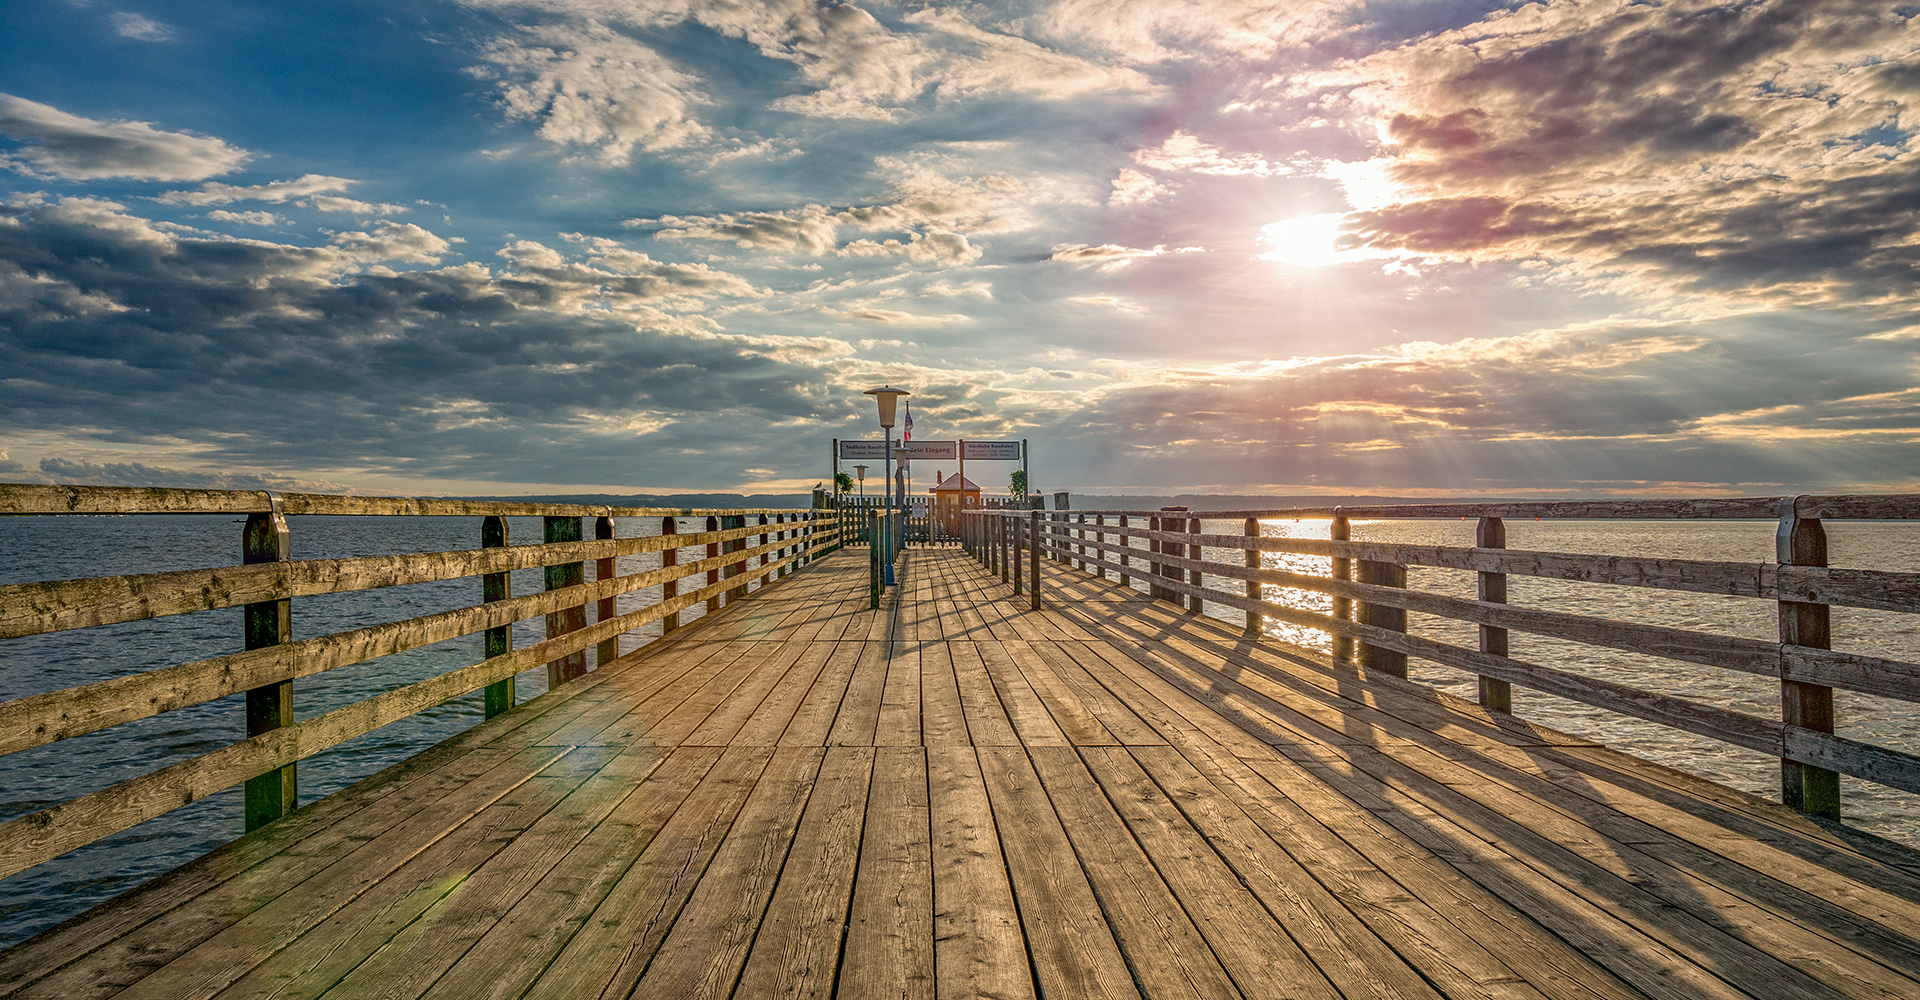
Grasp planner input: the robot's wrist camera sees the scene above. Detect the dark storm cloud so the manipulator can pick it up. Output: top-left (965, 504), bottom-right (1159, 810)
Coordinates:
top-left (1317, 0), bottom-right (1920, 306)
top-left (0, 196), bottom-right (845, 486)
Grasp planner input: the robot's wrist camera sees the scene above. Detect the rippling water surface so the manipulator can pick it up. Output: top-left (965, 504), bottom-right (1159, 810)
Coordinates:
top-left (1, 514), bottom-right (1916, 949)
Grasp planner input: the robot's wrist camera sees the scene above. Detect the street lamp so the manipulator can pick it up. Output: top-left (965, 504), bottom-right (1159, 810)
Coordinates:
top-left (864, 385), bottom-right (909, 585)
top-left (853, 464), bottom-right (868, 497)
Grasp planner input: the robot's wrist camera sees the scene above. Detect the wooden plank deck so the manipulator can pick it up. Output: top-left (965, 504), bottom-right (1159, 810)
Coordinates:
top-left (6, 547), bottom-right (1920, 1000)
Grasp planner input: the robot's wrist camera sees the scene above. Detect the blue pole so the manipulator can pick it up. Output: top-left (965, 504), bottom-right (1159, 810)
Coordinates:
top-left (882, 434), bottom-right (896, 585)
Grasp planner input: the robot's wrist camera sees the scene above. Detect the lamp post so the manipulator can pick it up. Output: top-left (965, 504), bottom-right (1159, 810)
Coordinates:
top-left (863, 386), bottom-right (909, 585)
top-left (853, 464), bottom-right (868, 497)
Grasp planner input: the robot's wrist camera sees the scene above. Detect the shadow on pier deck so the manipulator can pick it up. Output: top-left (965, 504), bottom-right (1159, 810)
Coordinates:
top-left (6, 547), bottom-right (1920, 1000)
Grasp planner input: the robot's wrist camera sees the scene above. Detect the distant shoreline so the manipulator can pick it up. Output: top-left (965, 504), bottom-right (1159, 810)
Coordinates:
top-left (453, 491), bottom-right (1583, 511)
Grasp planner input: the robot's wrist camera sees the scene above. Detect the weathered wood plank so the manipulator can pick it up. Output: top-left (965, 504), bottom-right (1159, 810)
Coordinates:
top-left (407, 746), bottom-right (724, 1000)
top-left (829, 641), bottom-right (893, 747)
top-left (974, 747), bottom-right (1139, 1000)
top-left (627, 746), bottom-right (822, 1000)
top-left (13, 745), bottom-right (573, 1000)
top-left (731, 746), bottom-right (872, 999)
top-left (876, 641), bottom-right (924, 747)
top-left (1024, 746), bottom-right (1245, 1000)
top-left (517, 744), bottom-right (771, 1000)
top-left (839, 746), bottom-right (934, 1000)
top-left (927, 747), bottom-right (1034, 1000)
top-left (223, 745), bottom-right (668, 1000)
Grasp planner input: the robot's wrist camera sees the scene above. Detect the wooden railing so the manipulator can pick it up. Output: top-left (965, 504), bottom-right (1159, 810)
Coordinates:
top-left (0, 484), bottom-right (844, 879)
top-left (963, 496), bottom-right (1920, 820)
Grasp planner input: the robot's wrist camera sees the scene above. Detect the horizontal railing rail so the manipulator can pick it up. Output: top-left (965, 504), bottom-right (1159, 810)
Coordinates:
top-left (0, 483), bottom-right (846, 880)
top-left (0, 484), bottom-right (810, 518)
top-left (961, 496), bottom-right (1920, 821)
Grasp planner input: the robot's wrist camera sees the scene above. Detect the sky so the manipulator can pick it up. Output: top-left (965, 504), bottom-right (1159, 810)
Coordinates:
top-left (0, 0), bottom-right (1915, 499)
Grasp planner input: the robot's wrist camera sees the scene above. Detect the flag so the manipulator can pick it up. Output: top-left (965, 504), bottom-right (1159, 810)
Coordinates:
top-left (901, 402), bottom-right (913, 471)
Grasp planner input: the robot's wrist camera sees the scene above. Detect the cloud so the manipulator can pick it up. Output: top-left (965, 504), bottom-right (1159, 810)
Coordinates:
top-left (33, 457), bottom-right (355, 492)
top-left (1049, 243), bottom-right (1202, 271)
top-left (1019, 317), bottom-right (1920, 492)
top-left (496, 234), bottom-right (763, 311)
top-left (158, 174), bottom-right (357, 206)
top-left (637, 151), bottom-right (1054, 264)
top-left (469, 21), bottom-right (711, 164)
top-left (0, 94), bottom-right (247, 180)
top-left (158, 175), bottom-right (406, 218)
top-left (1309, 0), bottom-right (1920, 307)
top-left (922, 279), bottom-right (993, 298)
top-left (1133, 130), bottom-right (1284, 177)
top-left (822, 304), bottom-right (971, 325)
top-left (307, 195), bottom-right (407, 216)
top-left (1064, 294), bottom-right (1145, 313)
top-left (840, 229), bottom-right (983, 266)
top-left (110, 13), bottom-right (175, 42)
top-left (205, 210), bottom-right (280, 226)
top-left (0, 451), bottom-right (43, 483)
top-left (0, 195), bottom-right (841, 487)
top-left (330, 222), bottom-right (452, 265)
top-left (647, 205), bottom-right (840, 255)
top-left (1108, 168), bottom-right (1169, 206)
top-left (459, 0), bottom-right (1148, 139)
top-left (1021, 0), bottom-right (1341, 63)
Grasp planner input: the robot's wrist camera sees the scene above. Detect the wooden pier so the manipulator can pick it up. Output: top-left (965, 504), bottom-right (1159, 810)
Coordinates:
top-left (6, 540), bottom-right (1920, 998)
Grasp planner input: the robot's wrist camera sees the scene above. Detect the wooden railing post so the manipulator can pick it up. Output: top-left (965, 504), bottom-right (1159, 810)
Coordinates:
top-left (1244, 517), bottom-right (1262, 636)
top-left (1330, 511), bottom-right (1353, 663)
top-left (242, 495), bottom-right (294, 831)
top-left (1030, 510), bottom-right (1043, 609)
top-left (868, 512), bottom-right (881, 608)
top-left (757, 514), bottom-right (770, 587)
top-left (481, 515), bottom-right (513, 718)
top-left (705, 515), bottom-right (722, 614)
top-left (1779, 498), bottom-right (1839, 818)
top-left (661, 517), bottom-right (680, 634)
top-left (1013, 514), bottom-right (1025, 597)
top-left (545, 516), bottom-right (587, 687)
top-left (1356, 557), bottom-right (1408, 678)
top-left (1000, 514), bottom-right (1011, 584)
top-left (1118, 515), bottom-right (1130, 587)
top-left (1187, 516), bottom-right (1203, 613)
top-left (724, 514), bottom-right (748, 601)
top-left (1148, 514), bottom-right (1164, 601)
top-left (1476, 517), bottom-right (1512, 713)
top-left (1075, 513), bottom-right (1086, 570)
top-left (594, 515), bottom-right (618, 669)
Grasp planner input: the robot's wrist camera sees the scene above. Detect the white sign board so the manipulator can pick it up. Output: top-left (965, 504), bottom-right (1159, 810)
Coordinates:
top-left (961, 440), bottom-right (1023, 460)
top-left (838, 439), bottom-right (957, 460)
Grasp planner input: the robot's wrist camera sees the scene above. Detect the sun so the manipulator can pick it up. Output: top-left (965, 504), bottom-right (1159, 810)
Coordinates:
top-left (1256, 213), bottom-right (1355, 268)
